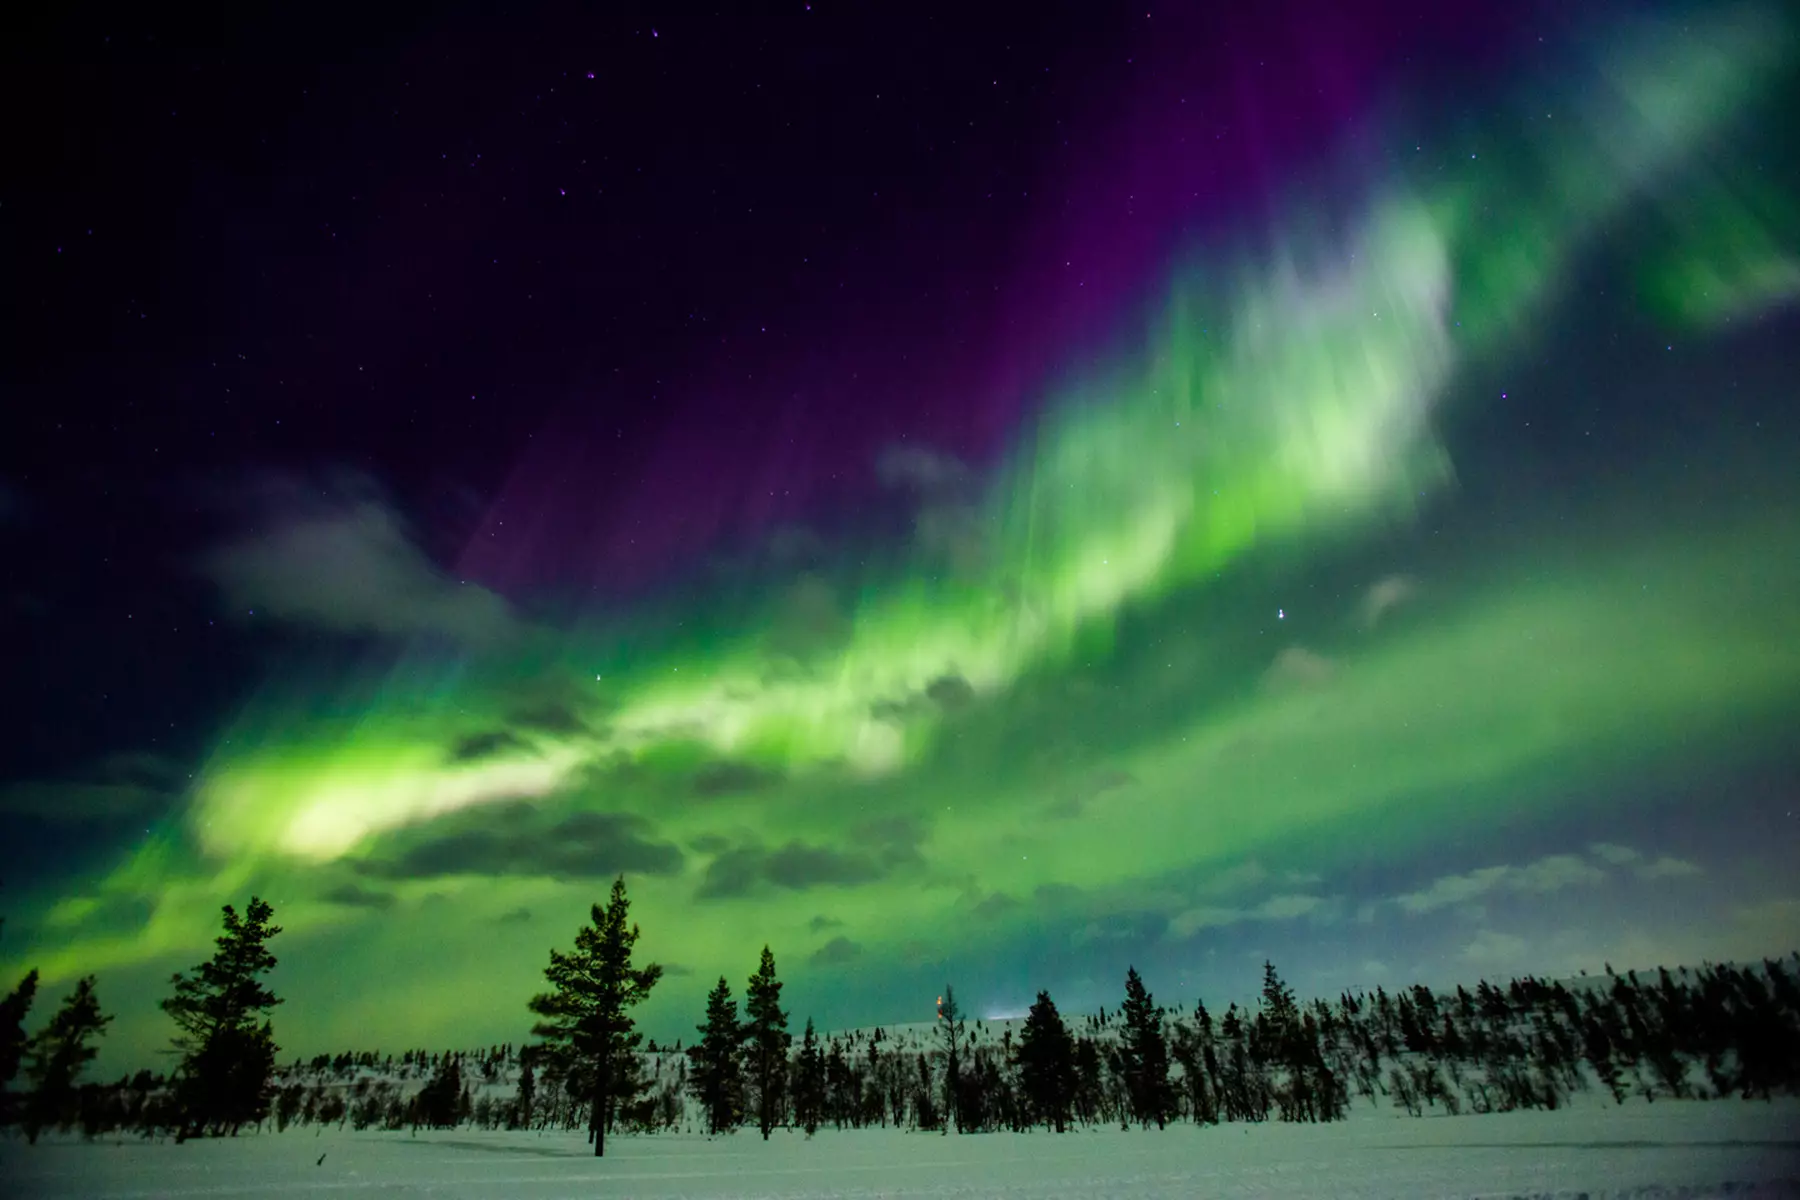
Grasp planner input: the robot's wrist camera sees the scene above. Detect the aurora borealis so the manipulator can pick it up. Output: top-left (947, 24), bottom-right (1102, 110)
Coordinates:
top-left (4, 2), bottom-right (1798, 1072)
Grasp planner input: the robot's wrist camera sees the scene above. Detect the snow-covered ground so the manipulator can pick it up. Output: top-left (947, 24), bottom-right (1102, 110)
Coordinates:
top-left (4, 1098), bottom-right (1797, 1199)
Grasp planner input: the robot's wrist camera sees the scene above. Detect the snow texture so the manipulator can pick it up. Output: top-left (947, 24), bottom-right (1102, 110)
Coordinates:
top-left (4, 1097), bottom-right (1797, 1199)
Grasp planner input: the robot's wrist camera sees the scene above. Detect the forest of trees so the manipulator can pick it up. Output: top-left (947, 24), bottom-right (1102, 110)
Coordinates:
top-left (3, 877), bottom-right (1799, 1147)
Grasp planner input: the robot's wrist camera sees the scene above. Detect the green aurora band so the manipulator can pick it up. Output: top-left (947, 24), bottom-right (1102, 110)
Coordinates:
top-left (10, 6), bottom-right (1800, 1059)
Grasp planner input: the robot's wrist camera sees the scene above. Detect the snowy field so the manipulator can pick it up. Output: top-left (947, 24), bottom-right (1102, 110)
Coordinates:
top-left (3, 1100), bottom-right (1798, 1200)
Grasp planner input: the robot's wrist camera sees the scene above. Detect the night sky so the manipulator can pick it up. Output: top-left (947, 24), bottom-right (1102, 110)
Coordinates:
top-left (4, 1), bottom-right (1798, 1073)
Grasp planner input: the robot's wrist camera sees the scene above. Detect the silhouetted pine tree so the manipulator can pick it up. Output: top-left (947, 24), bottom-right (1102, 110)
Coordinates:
top-left (743, 946), bottom-right (790, 1140)
top-left (791, 1018), bottom-right (824, 1135)
top-left (161, 897), bottom-right (283, 1139)
top-left (1016, 990), bottom-right (1076, 1131)
top-left (1117, 967), bottom-right (1173, 1128)
top-left (528, 875), bottom-right (662, 1158)
top-left (1, 967), bottom-right (38, 1130)
top-left (936, 984), bottom-right (966, 1133)
top-left (22, 976), bottom-right (110, 1144)
top-left (687, 976), bottom-right (745, 1135)
top-left (412, 1053), bottom-right (464, 1128)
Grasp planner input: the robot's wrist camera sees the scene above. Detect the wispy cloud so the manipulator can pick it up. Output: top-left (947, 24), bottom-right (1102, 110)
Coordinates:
top-left (1636, 855), bottom-right (1703, 881)
top-left (1392, 853), bottom-right (1605, 915)
top-left (200, 481), bottom-right (515, 647)
top-left (1167, 893), bottom-right (1330, 939)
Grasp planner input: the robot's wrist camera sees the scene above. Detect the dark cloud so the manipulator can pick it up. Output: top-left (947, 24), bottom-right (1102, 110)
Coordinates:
top-left (809, 936), bottom-right (862, 966)
top-left (696, 820), bottom-right (925, 899)
top-left (448, 730), bottom-right (530, 762)
top-left (971, 892), bottom-right (1021, 920)
top-left (199, 480), bottom-right (515, 647)
top-left (661, 962), bottom-right (695, 977)
top-left (925, 674), bottom-right (975, 711)
top-left (365, 805), bottom-right (683, 882)
top-left (496, 907), bottom-right (534, 924)
top-left (322, 883), bottom-right (397, 911)
top-left (808, 914), bottom-right (845, 932)
top-left (0, 782), bottom-right (167, 822)
top-left (692, 760), bottom-right (783, 797)
top-left (512, 701), bottom-right (587, 734)
top-left (690, 833), bottom-right (734, 855)
top-left (0, 752), bottom-right (184, 823)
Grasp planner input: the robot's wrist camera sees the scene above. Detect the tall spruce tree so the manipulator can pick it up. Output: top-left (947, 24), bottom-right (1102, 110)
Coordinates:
top-left (528, 875), bottom-right (662, 1157)
top-left (1119, 966), bottom-right (1173, 1128)
top-left (22, 976), bottom-right (111, 1144)
top-left (687, 975), bottom-right (745, 1135)
top-left (791, 1018), bottom-right (826, 1135)
top-left (936, 984), bottom-right (966, 1133)
top-left (161, 897), bottom-right (283, 1139)
top-left (743, 946), bottom-right (790, 1140)
top-left (1016, 990), bottom-right (1076, 1131)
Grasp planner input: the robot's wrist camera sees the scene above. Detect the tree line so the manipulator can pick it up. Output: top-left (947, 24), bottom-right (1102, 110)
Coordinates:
top-left (4, 877), bottom-right (1799, 1149)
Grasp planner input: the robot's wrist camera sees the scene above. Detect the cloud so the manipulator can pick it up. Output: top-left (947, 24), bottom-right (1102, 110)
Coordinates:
top-left (809, 936), bottom-right (862, 966)
top-left (1166, 893), bottom-right (1329, 940)
top-left (692, 761), bottom-right (783, 797)
top-left (1461, 929), bottom-right (1531, 966)
top-left (971, 892), bottom-right (1021, 921)
top-left (448, 730), bottom-right (531, 762)
top-left (1262, 646), bottom-right (1336, 690)
top-left (201, 490), bottom-right (515, 646)
top-left (1636, 855), bottom-right (1703, 881)
top-left (496, 907), bottom-right (533, 924)
top-left (876, 445), bottom-right (970, 494)
top-left (0, 753), bottom-right (184, 823)
top-left (696, 818), bottom-right (925, 899)
top-left (510, 700), bottom-right (587, 734)
top-left (1047, 768), bottom-right (1137, 819)
top-left (366, 806), bottom-right (684, 882)
top-left (1358, 574), bottom-right (1418, 630)
top-left (1589, 842), bottom-right (1642, 866)
top-left (925, 674), bottom-right (975, 710)
top-left (766, 575), bottom-right (852, 659)
top-left (1391, 853), bottom-right (1606, 915)
top-left (808, 914), bottom-right (844, 933)
top-left (321, 883), bottom-right (397, 910)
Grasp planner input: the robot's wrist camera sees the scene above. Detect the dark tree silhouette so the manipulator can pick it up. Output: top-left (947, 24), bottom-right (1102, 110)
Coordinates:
top-left (413, 1053), bottom-right (465, 1128)
top-left (1, 967), bottom-right (38, 1129)
top-left (687, 976), bottom-right (745, 1135)
top-left (1016, 990), bottom-right (1077, 1131)
top-left (937, 984), bottom-right (966, 1133)
top-left (743, 946), bottom-right (791, 1140)
top-left (162, 897), bottom-right (283, 1139)
top-left (509, 1048), bottom-right (536, 1130)
top-left (792, 1018), bottom-right (826, 1135)
top-left (1119, 967), bottom-right (1174, 1128)
top-left (22, 976), bottom-right (110, 1143)
top-left (528, 875), bottom-right (662, 1157)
